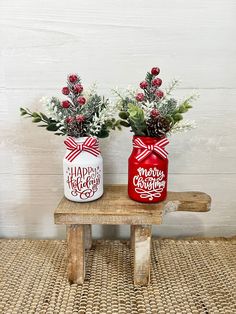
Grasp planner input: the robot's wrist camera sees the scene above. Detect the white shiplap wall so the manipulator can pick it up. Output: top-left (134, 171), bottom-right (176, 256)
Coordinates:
top-left (0, 0), bottom-right (236, 239)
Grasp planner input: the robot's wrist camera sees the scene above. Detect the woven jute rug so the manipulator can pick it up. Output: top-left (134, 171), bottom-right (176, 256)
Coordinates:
top-left (0, 239), bottom-right (235, 313)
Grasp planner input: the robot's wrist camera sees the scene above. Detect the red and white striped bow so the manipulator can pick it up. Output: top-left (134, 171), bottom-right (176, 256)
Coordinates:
top-left (133, 137), bottom-right (169, 162)
top-left (64, 137), bottom-right (100, 162)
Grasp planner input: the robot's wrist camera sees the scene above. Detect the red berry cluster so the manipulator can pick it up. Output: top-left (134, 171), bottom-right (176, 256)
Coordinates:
top-left (61, 74), bottom-right (87, 109)
top-left (136, 67), bottom-right (164, 102)
top-left (61, 73), bottom-right (87, 125)
top-left (65, 114), bottom-right (85, 124)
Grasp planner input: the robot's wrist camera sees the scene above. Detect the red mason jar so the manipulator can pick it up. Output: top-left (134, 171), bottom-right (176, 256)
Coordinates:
top-left (128, 135), bottom-right (169, 203)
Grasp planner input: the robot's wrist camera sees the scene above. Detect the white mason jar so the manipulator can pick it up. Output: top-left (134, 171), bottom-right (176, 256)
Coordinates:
top-left (63, 136), bottom-right (103, 202)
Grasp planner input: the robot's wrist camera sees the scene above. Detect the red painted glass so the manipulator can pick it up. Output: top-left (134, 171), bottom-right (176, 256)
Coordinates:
top-left (128, 136), bottom-right (168, 203)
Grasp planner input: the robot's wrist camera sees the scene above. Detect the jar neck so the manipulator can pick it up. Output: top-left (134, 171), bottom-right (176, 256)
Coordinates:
top-left (70, 136), bottom-right (98, 144)
top-left (132, 135), bottom-right (165, 146)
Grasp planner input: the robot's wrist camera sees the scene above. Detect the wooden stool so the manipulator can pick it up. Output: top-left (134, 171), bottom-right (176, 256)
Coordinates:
top-left (54, 185), bottom-right (211, 286)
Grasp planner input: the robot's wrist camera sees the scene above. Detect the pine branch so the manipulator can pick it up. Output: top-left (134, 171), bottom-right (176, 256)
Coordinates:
top-left (181, 93), bottom-right (199, 105)
top-left (160, 79), bottom-right (179, 104)
top-left (111, 88), bottom-right (125, 100)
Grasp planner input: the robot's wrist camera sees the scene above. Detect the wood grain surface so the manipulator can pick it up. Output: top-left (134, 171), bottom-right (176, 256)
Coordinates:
top-left (67, 224), bottom-right (85, 284)
top-left (54, 185), bottom-right (211, 225)
top-left (133, 225), bottom-right (152, 286)
top-left (0, 0), bottom-right (235, 238)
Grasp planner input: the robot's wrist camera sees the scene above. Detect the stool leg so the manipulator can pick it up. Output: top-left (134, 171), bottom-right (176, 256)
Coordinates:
top-left (130, 225), bottom-right (135, 250)
top-left (67, 224), bottom-right (85, 284)
top-left (84, 224), bottom-right (92, 250)
top-left (133, 224), bottom-right (152, 286)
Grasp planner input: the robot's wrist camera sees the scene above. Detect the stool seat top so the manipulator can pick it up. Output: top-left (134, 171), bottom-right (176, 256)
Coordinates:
top-left (54, 185), bottom-right (211, 225)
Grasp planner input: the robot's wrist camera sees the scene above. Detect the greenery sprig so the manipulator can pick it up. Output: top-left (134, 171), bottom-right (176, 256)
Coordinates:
top-left (115, 67), bottom-right (197, 137)
top-left (20, 73), bottom-right (121, 138)
top-left (20, 107), bottom-right (62, 133)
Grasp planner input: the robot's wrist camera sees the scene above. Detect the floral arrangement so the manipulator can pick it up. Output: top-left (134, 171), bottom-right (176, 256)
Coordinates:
top-left (115, 67), bottom-right (197, 137)
top-left (20, 73), bottom-right (120, 138)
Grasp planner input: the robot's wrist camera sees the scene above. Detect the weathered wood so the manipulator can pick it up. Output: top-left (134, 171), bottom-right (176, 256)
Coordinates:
top-left (54, 185), bottom-right (211, 225)
top-left (56, 185), bottom-right (211, 286)
top-left (84, 224), bottom-right (92, 250)
top-left (67, 224), bottom-right (85, 284)
top-left (130, 225), bottom-right (135, 250)
top-left (6, 91), bottom-right (236, 177)
top-left (1, 0), bottom-right (236, 240)
top-left (2, 2), bottom-right (235, 90)
top-left (133, 225), bottom-right (152, 286)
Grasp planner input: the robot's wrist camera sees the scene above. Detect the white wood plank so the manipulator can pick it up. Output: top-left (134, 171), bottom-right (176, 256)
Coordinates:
top-left (0, 0), bottom-right (235, 239)
top-left (1, 89), bottom-right (235, 175)
top-left (0, 0), bottom-right (235, 89)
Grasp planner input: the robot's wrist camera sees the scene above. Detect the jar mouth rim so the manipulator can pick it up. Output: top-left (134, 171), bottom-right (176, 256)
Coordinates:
top-left (70, 136), bottom-right (95, 138)
top-left (133, 135), bottom-right (165, 138)
top-left (133, 135), bottom-right (166, 140)
top-left (69, 136), bottom-right (97, 141)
